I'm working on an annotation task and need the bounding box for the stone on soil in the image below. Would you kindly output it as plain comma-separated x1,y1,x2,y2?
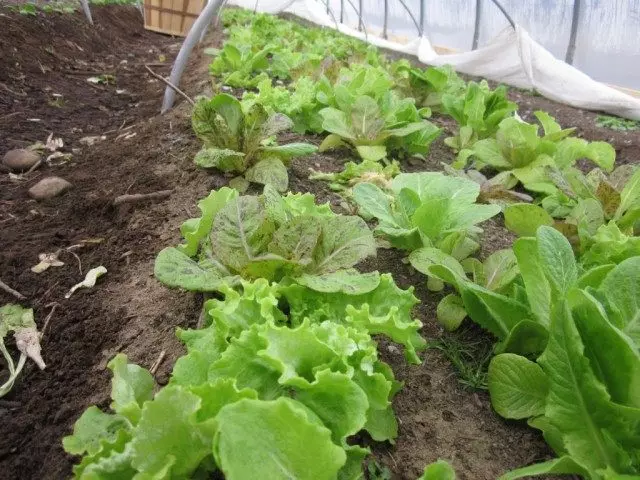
28,177,72,200
2,149,40,172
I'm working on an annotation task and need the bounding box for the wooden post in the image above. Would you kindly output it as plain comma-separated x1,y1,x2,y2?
340,0,344,23
357,0,363,31
419,0,425,36
472,0,482,49
565,0,582,64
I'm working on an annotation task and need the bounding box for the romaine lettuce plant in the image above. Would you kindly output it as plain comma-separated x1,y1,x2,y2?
352,172,500,254
318,93,441,162
208,42,271,88
422,226,591,355
455,112,616,194
192,94,317,192
391,60,466,111
154,186,377,294
442,81,517,152
488,264,640,478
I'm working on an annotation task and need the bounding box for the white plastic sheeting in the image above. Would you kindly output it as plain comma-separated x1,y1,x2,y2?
227,0,640,120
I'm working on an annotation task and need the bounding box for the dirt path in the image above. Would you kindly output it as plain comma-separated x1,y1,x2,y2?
1,5,638,480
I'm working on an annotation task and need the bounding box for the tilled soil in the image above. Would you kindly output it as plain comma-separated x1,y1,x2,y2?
0,5,638,480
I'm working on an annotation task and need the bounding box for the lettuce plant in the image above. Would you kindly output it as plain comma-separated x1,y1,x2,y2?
488,261,640,478
455,112,616,193
422,226,636,356
242,77,322,134
64,276,425,478
1,304,45,397
309,159,401,192
352,172,500,254
442,81,517,151
192,94,317,192
208,42,271,88
391,60,466,111
154,186,378,294
318,92,441,162
503,167,640,263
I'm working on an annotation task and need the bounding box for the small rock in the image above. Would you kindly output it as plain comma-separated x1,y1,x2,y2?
2,149,40,172
28,177,72,200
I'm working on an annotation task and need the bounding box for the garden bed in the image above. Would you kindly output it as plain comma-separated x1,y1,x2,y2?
0,5,638,480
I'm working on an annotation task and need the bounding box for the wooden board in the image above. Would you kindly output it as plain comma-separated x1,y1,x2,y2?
143,0,205,37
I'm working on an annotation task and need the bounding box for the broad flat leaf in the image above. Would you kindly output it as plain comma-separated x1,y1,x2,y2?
131,387,210,478
569,290,640,408
472,138,511,169
497,320,549,355
498,457,588,480
154,247,231,292
460,282,532,339
436,294,467,331
209,93,244,137
261,142,317,160
513,237,551,325
214,398,346,480
194,147,245,172
483,249,518,291
188,378,258,423
504,203,554,237
243,103,270,156
363,404,398,442
295,270,380,295
108,354,154,424
537,302,640,475
179,187,238,257
597,257,640,345
350,95,383,139
391,172,479,204
211,196,274,272
312,216,376,273
294,370,368,443
616,168,640,220
269,216,320,266
352,183,397,226
534,110,562,136
319,108,355,140
62,407,129,456
245,157,289,192
536,226,577,296
356,145,387,162
488,353,548,419
261,113,294,137
419,459,456,480
409,247,466,279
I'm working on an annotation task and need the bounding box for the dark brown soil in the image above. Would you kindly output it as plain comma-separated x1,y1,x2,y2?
0,5,638,480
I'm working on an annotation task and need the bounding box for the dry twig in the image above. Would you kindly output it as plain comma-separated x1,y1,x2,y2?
144,65,195,106
0,278,26,300
113,190,172,206
41,302,60,338
149,350,166,375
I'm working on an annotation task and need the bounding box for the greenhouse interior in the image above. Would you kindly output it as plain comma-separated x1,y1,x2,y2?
1,0,639,479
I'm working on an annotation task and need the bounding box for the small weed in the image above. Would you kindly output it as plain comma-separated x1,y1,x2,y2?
430,326,493,391
12,3,37,15
596,114,640,132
